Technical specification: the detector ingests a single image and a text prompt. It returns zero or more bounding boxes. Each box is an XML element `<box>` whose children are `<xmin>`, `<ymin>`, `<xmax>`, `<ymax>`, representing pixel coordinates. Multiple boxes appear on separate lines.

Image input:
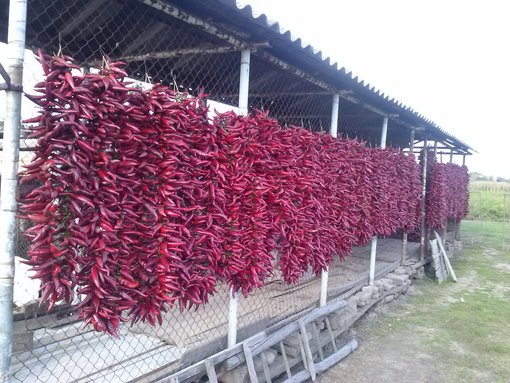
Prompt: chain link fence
<box><xmin>462</xmin><ymin>189</ymin><xmax>510</xmax><ymax>251</ymax></box>
<box><xmin>1</xmin><ymin>0</ymin><xmax>419</xmax><ymax>381</ymax></box>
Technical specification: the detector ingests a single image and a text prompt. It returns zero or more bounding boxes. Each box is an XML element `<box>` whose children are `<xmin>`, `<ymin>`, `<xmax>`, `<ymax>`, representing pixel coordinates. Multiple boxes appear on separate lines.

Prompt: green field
<box><xmin>467</xmin><ymin>190</ymin><xmax>510</xmax><ymax>221</ymax></box>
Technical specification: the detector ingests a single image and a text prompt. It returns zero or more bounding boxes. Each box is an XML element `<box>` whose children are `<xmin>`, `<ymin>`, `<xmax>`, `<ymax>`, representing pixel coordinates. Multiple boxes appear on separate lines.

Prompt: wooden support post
<box><xmin>402</xmin><ymin>128</ymin><xmax>415</xmax><ymax>265</ymax></box>
<box><xmin>420</xmin><ymin>143</ymin><xmax>428</xmax><ymax>261</ymax></box>
<box><xmin>401</xmin><ymin>232</ymin><xmax>408</xmax><ymax>265</ymax></box>
<box><xmin>434</xmin><ymin>231</ymin><xmax>457</xmax><ymax>282</ymax></box>
<box><xmin>409</xmin><ymin>127</ymin><xmax>415</xmax><ymax>151</ymax></box>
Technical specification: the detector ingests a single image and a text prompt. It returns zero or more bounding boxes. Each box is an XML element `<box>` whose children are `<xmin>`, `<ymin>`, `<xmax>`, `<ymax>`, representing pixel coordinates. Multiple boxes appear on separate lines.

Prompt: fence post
<box><xmin>401</xmin><ymin>128</ymin><xmax>415</xmax><ymax>265</ymax></box>
<box><xmin>227</xmin><ymin>48</ymin><xmax>250</xmax><ymax>348</ymax></box>
<box><xmin>0</xmin><ymin>0</ymin><xmax>27</xmax><ymax>381</ymax></box>
<box><xmin>369</xmin><ymin>116</ymin><xmax>388</xmax><ymax>285</ymax></box>
<box><xmin>420</xmin><ymin>141</ymin><xmax>428</xmax><ymax>261</ymax></box>
<box><xmin>319</xmin><ymin>94</ymin><xmax>340</xmax><ymax>307</ymax></box>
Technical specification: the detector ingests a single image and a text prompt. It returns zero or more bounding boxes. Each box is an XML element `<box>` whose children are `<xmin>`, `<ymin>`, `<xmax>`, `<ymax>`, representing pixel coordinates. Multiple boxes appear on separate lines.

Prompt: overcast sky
<box><xmin>244</xmin><ymin>0</ymin><xmax>510</xmax><ymax>179</ymax></box>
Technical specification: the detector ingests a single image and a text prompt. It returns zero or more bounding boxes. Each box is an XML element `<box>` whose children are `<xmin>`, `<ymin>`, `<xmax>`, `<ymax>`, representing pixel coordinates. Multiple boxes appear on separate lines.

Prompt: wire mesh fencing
<box><xmin>0</xmin><ymin>0</ymin><xmax>420</xmax><ymax>382</ymax></box>
<box><xmin>462</xmin><ymin>189</ymin><xmax>510</xmax><ymax>251</ymax></box>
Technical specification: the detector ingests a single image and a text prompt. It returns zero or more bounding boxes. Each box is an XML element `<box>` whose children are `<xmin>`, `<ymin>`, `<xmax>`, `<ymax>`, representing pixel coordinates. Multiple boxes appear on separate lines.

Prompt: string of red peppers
<box><xmin>427</xmin><ymin>162</ymin><xmax>469</xmax><ymax>229</ymax></box>
<box><xmin>20</xmin><ymin>52</ymin><xmax>427</xmax><ymax>334</ymax></box>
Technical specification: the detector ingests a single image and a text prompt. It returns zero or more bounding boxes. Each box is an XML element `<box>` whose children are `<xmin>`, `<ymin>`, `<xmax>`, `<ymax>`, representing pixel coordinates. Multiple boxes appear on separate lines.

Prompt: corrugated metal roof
<box><xmin>210</xmin><ymin>0</ymin><xmax>473</xmax><ymax>153</ymax></box>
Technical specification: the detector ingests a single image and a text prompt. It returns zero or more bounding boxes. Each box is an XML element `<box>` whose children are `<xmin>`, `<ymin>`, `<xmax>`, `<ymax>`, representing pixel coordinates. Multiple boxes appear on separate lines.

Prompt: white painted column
<box><xmin>1</xmin><ymin>1</ymin><xmax>27</xmax><ymax>381</ymax></box>
<box><xmin>319</xmin><ymin>94</ymin><xmax>340</xmax><ymax>307</ymax></box>
<box><xmin>380</xmin><ymin>116</ymin><xmax>388</xmax><ymax>149</ymax></box>
<box><xmin>369</xmin><ymin>116</ymin><xmax>388</xmax><ymax>285</ymax></box>
<box><xmin>238</xmin><ymin>49</ymin><xmax>250</xmax><ymax>116</ymax></box>
<box><xmin>227</xmin><ymin>289</ymin><xmax>238</xmax><ymax>348</ymax></box>
<box><xmin>227</xmin><ymin>49</ymin><xmax>250</xmax><ymax>348</ymax></box>
<box><xmin>369</xmin><ymin>236</ymin><xmax>378</xmax><ymax>285</ymax></box>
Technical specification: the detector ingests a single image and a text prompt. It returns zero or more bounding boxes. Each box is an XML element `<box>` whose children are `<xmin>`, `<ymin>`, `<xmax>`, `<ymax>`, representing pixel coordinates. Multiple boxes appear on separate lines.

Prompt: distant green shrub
<box><xmin>470</xmin><ymin>181</ymin><xmax>510</xmax><ymax>192</ymax></box>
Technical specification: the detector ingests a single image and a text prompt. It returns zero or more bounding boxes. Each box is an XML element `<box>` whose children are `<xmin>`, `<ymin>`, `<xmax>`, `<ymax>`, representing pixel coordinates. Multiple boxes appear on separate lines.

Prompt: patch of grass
<box><xmin>461</xmin><ymin>220</ymin><xmax>510</xmax><ymax>249</ymax></box>
<box><xmin>467</xmin><ymin>190</ymin><xmax>510</xmax><ymax>220</ymax></box>
<box><xmin>358</xmin><ymin>225</ymin><xmax>510</xmax><ymax>382</ymax></box>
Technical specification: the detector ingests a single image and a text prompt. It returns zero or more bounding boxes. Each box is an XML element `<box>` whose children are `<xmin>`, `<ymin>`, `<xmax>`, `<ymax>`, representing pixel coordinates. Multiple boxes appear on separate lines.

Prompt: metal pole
<box><xmin>380</xmin><ymin>116</ymin><xmax>388</xmax><ymax>149</ymax></box>
<box><xmin>369</xmin><ymin>236</ymin><xmax>377</xmax><ymax>285</ymax></box>
<box><xmin>329</xmin><ymin>94</ymin><xmax>339</xmax><ymax>139</ymax></box>
<box><xmin>450</xmin><ymin>149</ymin><xmax>454</xmax><ymax>163</ymax></box>
<box><xmin>238</xmin><ymin>49</ymin><xmax>250</xmax><ymax>116</ymax></box>
<box><xmin>227</xmin><ymin>49</ymin><xmax>250</xmax><ymax>348</ymax></box>
<box><xmin>320</xmin><ymin>94</ymin><xmax>340</xmax><ymax>307</ymax></box>
<box><xmin>227</xmin><ymin>289</ymin><xmax>238</xmax><ymax>348</ymax></box>
<box><xmin>369</xmin><ymin>116</ymin><xmax>388</xmax><ymax>284</ymax></box>
<box><xmin>420</xmin><ymin>142</ymin><xmax>428</xmax><ymax>261</ymax></box>
<box><xmin>1</xmin><ymin>0</ymin><xmax>27</xmax><ymax>381</ymax></box>
<box><xmin>462</xmin><ymin>154</ymin><xmax>466</xmax><ymax>166</ymax></box>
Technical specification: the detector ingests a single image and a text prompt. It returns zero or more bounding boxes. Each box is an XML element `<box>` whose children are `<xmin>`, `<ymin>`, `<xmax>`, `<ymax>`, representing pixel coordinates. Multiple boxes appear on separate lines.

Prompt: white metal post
<box><xmin>227</xmin><ymin>289</ymin><xmax>238</xmax><ymax>348</ymax></box>
<box><xmin>319</xmin><ymin>94</ymin><xmax>340</xmax><ymax>307</ymax></box>
<box><xmin>369</xmin><ymin>236</ymin><xmax>377</xmax><ymax>285</ymax></box>
<box><xmin>227</xmin><ymin>49</ymin><xmax>250</xmax><ymax>348</ymax></box>
<box><xmin>380</xmin><ymin>116</ymin><xmax>388</xmax><ymax>149</ymax></box>
<box><xmin>1</xmin><ymin>0</ymin><xmax>27</xmax><ymax>381</ymax></box>
<box><xmin>238</xmin><ymin>49</ymin><xmax>250</xmax><ymax>116</ymax></box>
<box><xmin>369</xmin><ymin>116</ymin><xmax>388</xmax><ymax>285</ymax></box>
<box><xmin>329</xmin><ymin>94</ymin><xmax>339</xmax><ymax>139</ymax></box>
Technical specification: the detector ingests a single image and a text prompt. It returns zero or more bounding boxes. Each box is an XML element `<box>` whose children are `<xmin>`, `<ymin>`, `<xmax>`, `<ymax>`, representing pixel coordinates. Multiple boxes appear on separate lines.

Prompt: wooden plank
<box><xmin>243</xmin><ymin>342</ymin><xmax>259</xmax><ymax>383</ymax></box>
<box><xmin>310</xmin><ymin>322</ymin><xmax>323</xmax><ymax>361</ymax></box>
<box><xmin>204</xmin><ymin>359</ymin><xmax>218</xmax><ymax>383</ymax></box>
<box><xmin>60</xmin><ymin>0</ymin><xmax>105</xmax><ymax>36</ymax></box>
<box><xmin>298</xmin><ymin>319</ymin><xmax>316</xmax><ymax>381</ymax></box>
<box><xmin>297</xmin><ymin>333</ymin><xmax>308</xmax><ymax>371</ymax></box>
<box><xmin>279</xmin><ymin>341</ymin><xmax>292</xmax><ymax>379</ymax></box>
<box><xmin>324</xmin><ymin>317</ymin><xmax>337</xmax><ymax>352</ymax></box>
<box><xmin>430</xmin><ymin>239</ymin><xmax>447</xmax><ymax>282</ymax></box>
<box><xmin>281</xmin><ymin>340</ymin><xmax>358</xmax><ymax>383</ymax></box>
<box><xmin>434</xmin><ymin>231</ymin><xmax>458</xmax><ymax>282</ymax></box>
<box><xmin>260</xmin><ymin>352</ymin><xmax>272</xmax><ymax>383</ymax></box>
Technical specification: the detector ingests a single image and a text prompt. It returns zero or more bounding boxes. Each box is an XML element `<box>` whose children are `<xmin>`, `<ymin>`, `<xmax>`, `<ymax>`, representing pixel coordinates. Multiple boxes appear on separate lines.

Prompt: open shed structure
<box><xmin>0</xmin><ymin>1</ymin><xmax>473</xmax><ymax>382</ymax></box>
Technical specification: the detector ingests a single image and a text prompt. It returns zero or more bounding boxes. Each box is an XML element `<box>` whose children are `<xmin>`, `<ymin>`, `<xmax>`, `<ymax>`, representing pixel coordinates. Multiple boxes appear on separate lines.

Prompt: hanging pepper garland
<box><xmin>427</xmin><ymin>162</ymin><xmax>469</xmax><ymax>229</ymax></box>
<box><xmin>20</xmin><ymin>52</ymin><xmax>434</xmax><ymax>334</ymax></box>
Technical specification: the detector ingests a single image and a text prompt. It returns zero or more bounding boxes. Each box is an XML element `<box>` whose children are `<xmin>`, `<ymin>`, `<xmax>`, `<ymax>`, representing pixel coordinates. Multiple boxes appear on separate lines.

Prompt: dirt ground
<box><xmin>318</xmin><ymin>291</ymin><xmax>451</xmax><ymax>383</ymax></box>
<box><xmin>318</xmin><ymin>243</ymin><xmax>510</xmax><ymax>383</ymax></box>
